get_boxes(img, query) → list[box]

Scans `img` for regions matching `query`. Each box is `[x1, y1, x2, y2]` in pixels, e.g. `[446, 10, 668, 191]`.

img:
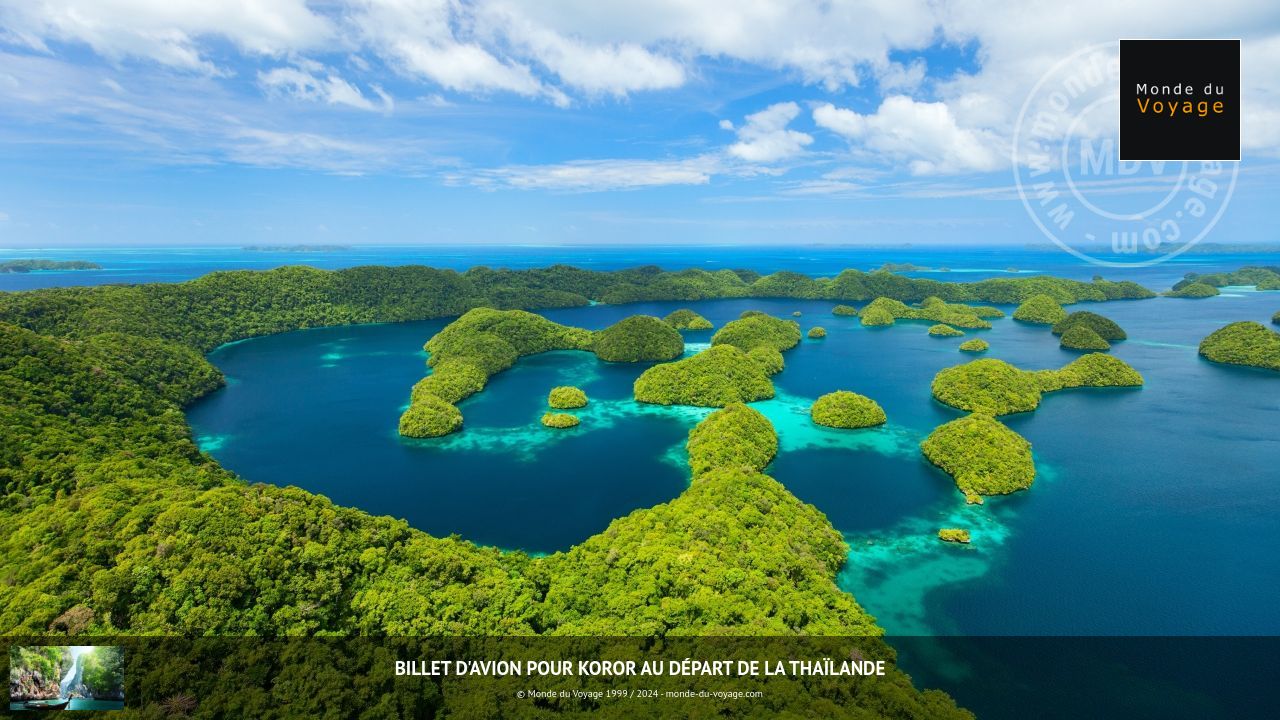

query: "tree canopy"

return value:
[1051, 311, 1127, 342]
[593, 314, 685, 362]
[1059, 324, 1111, 351]
[634, 346, 775, 406]
[921, 414, 1035, 499]
[811, 391, 887, 429]
[662, 308, 714, 330]
[548, 385, 588, 409]
[928, 324, 965, 337]
[1012, 294, 1067, 324]
[1198, 321, 1280, 372]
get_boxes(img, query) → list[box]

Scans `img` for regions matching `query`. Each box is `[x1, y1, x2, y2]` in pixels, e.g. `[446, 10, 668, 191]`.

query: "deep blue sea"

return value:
[6, 245, 1279, 717]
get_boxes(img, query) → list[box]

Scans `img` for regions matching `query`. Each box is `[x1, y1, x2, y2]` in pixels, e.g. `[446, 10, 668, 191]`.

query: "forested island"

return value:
[1171, 265, 1280, 292]
[0, 262, 1173, 716]
[811, 391, 886, 428]
[931, 355, 1143, 415]
[0, 259, 101, 273]
[1199, 321, 1280, 372]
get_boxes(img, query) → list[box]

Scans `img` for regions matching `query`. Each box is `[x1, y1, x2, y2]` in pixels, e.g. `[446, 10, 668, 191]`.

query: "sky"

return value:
[1, 0, 1279, 248]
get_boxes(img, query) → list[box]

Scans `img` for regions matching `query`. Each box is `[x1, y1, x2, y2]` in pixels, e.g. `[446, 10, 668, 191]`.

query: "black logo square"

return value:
[1120, 39, 1240, 161]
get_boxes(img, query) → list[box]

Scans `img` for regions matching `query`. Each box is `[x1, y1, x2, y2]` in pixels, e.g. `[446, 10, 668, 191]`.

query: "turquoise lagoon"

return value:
[185, 291, 1280, 639]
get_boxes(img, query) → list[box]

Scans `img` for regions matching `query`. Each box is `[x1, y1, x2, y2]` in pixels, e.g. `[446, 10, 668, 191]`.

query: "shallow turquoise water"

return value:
[187, 289, 1280, 637]
[7, 699, 124, 711]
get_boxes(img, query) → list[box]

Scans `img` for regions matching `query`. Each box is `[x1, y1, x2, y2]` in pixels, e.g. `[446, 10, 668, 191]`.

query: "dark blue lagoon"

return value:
[186, 280, 1280, 638]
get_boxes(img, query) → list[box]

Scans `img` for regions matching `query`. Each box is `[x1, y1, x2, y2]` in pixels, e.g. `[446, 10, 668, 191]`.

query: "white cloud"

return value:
[727, 102, 813, 163]
[467, 156, 718, 191]
[0, 51, 435, 175]
[258, 64, 393, 112]
[350, 0, 564, 105]
[815, 97, 1003, 175]
[5, 0, 1280, 177]
[0, 211, 9, 222]
[481, 4, 684, 96]
[0, 0, 332, 72]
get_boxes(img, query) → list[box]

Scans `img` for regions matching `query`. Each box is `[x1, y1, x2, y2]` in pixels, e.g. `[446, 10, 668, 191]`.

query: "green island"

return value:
[860, 304, 895, 326]
[807, 326, 827, 339]
[810, 391, 887, 429]
[0, 261, 1174, 717]
[1012, 293, 1067, 324]
[832, 304, 859, 316]
[711, 312, 802, 352]
[1032, 353, 1145, 391]
[686, 403, 777, 478]
[540, 412, 580, 429]
[410, 360, 487, 404]
[634, 345, 775, 406]
[1171, 265, 1280, 292]
[0, 259, 101, 273]
[399, 393, 464, 438]
[921, 414, 1035, 500]
[1051, 311, 1127, 342]
[937, 529, 971, 544]
[1165, 282, 1220, 299]
[928, 323, 964, 337]
[399, 308, 592, 436]
[932, 355, 1143, 414]
[1060, 324, 1111, 351]
[858, 296, 993, 329]
[662, 308, 713, 330]
[958, 338, 989, 353]
[548, 385, 588, 409]
[1274, 311, 1280, 325]
[1198, 321, 1280, 372]
[748, 345, 785, 376]
[593, 314, 685, 362]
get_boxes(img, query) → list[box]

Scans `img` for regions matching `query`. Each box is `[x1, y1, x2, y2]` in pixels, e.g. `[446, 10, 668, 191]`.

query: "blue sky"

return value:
[1, 1, 1278, 248]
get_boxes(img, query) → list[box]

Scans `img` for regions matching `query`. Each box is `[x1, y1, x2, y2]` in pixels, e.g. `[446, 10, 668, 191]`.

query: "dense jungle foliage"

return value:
[1051, 311, 1127, 342]
[1011, 294, 1067, 324]
[927, 324, 964, 337]
[633, 345, 775, 406]
[931, 355, 1143, 415]
[548, 386, 588, 409]
[540, 412, 581, 429]
[0, 264, 1153, 353]
[592, 315, 684, 362]
[1171, 265, 1280, 292]
[685, 404, 777, 479]
[1059, 324, 1111, 351]
[810, 392, 887, 429]
[921, 414, 1035, 499]
[661, 308, 713, 330]
[856, 297, 992, 330]
[710, 313, 802, 353]
[1165, 282, 1219, 298]
[0, 262, 1166, 716]
[1198, 321, 1280, 372]
[958, 339, 989, 353]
